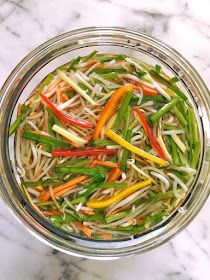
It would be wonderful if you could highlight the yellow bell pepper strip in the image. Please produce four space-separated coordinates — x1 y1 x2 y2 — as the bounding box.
171 134 187 154
87 179 152 209
105 129 168 166
92 85 133 140
52 124 87 147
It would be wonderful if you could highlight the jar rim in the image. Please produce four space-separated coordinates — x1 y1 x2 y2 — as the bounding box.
0 27 210 259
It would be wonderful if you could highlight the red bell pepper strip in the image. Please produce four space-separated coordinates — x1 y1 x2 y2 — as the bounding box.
51 148 116 157
40 93 93 128
133 108 166 160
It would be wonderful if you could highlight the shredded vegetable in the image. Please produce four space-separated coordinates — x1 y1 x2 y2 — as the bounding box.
87 179 152 209
105 129 168 166
10 51 200 239
40 93 93 128
92 85 133 140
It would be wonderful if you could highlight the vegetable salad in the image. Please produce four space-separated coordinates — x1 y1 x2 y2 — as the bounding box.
10 51 200 239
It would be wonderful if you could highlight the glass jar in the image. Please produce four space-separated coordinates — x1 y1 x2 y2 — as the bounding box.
0 27 210 259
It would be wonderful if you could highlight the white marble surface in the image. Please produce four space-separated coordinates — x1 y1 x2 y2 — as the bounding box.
0 0 210 279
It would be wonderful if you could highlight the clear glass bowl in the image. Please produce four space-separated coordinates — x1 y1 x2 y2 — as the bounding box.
0 27 210 259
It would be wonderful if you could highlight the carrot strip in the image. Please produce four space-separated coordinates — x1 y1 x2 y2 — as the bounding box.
135 216 146 223
52 148 115 157
80 178 92 185
107 207 124 216
39 175 87 201
17 103 22 117
92 85 133 140
80 210 95 215
101 233 112 240
164 199 171 205
134 156 148 165
56 85 62 105
91 160 118 168
85 135 92 142
89 161 96 167
141 85 158 96
108 167 122 182
30 112 39 117
95 64 104 69
139 141 146 150
55 184 77 198
74 222 92 238
43 211 62 216
85 59 98 67
61 93 69 102
35 170 42 177
135 81 158 96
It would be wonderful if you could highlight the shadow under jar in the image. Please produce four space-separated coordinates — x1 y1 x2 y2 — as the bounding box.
0 27 210 259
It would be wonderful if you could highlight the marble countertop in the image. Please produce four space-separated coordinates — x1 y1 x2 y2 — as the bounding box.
0 0 210 279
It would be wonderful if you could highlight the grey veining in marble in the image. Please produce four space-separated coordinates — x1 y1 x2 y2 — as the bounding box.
0 0 210 279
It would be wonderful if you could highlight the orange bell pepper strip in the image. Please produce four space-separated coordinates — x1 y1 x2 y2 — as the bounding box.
92 85 133 140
